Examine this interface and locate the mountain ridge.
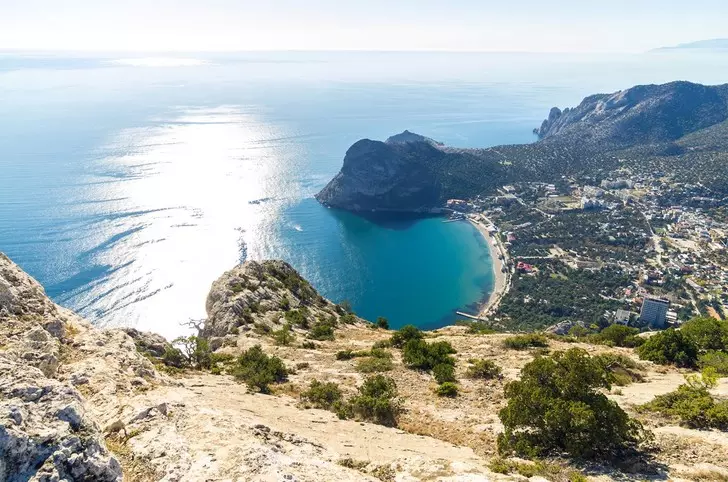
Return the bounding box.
[317,81,728,212]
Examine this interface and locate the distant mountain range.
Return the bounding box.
[654,39,728,51]
[317,81,728,213]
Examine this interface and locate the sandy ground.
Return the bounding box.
[467,216,511,318]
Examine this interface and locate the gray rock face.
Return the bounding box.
[315,136,445,212]
[121,327,170,357]
[203,260,347,338]
[534,81,728,146]
[0,254,123,482]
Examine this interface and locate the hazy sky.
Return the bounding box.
[2,0,727,53]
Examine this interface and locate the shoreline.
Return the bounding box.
[466,215,511,320]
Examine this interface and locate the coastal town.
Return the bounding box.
[447,172,728,332]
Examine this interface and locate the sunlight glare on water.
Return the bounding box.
[64,106,297,338]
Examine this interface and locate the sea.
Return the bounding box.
[1,50,727,338]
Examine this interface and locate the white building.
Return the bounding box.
[640,296,670,328]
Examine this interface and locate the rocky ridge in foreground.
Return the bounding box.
[0,254,511,481]
[3,252,728,481]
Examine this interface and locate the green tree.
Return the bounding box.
[272,323,296,346]
[376,317,390,329]
[300,379,343,410]
[597,324,643,348]
[436,382,459,397]
[170,335,212,369]
[390,324,423,348]
[681,317,728,351]
[636,329,699,367]
[498,348,648,460]
[348,375,402,427]
[232,345,288,393]
[402,339,456,370]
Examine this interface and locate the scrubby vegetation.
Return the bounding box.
[636,329,699,367]
[402,339,456,371]
[159,335,214,370]
[680,317,728,351]
[488,458,587,481]
[502,333,548,350]
[699,351,728,375]
[336,348,394,372]
[232,345,288,393]
[309,319,336,341]
[356,356,394,373]
[390,324,424,348]
[640,369,728,429]
[466,359,502,380]
[300,375,402,427]
[347,375,402,426]
[271,324,296,346]
[300,379,344,410]
[376,317,390,329]
[498,348,649,460]
[593,353,644,386]
[435,382,459,397]
[595,324,644,348]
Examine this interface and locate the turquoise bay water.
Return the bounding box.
[1,51,727,338]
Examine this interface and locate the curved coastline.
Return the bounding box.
[465,214,511,319]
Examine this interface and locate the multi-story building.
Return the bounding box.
[640,296,670,328]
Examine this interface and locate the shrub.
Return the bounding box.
[433,363,456,383]
[502,334,548,350]
[681,317,728,351]
[300,379,343,410]
[488,458,587,481]
[372,339,392,349]
[636,329,699,367]
[285,309,308,329]
[232,345,288,393]
[369,348,393,359]
[436,382,459,397]
[699,350,728,375]
[390,325,423,348]
[279,295,290,311]
[376,317,390,329]
[271,324,296,346]
[466,359,502,380]
[594,353,643,386]
[597,324,644,348]
[356,357,394,373]
[641,370,728,429]
[336,350,355,360]
[309,321,335,341]
[348,375,402,427]
[340,313,357,325]
[498,348,648,460]
[402,339,456,371]
[301,341,317,349]
[162,345,186,368]
[168,335,212,369]
[455,320,498,334]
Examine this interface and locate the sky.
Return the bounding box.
[2,0,727,53]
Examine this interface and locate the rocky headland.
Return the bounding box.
[316,81,728,213]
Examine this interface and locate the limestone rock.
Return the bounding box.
[203,260,347,338]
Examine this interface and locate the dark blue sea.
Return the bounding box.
[1,51,727,338]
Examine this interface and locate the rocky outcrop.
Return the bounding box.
[315,136,446,212]
[0,253,123,481]
[317,82,728,214]
[534,81,728,146]
[203,260,351,339]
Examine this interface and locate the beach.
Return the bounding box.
[467,215,511,319]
